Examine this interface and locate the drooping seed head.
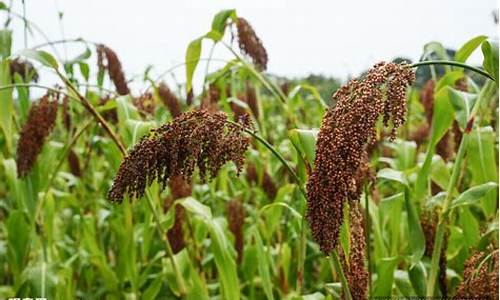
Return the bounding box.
[158,82,182,118]
[96,44,130,95]
[306,62,415,254]
[16,94,58,177]
[108,110,251,202]
[236,17,268,70]
[455,251,499,299]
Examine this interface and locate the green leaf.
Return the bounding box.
[185,37,202,94]
[415,86,455,202]
[19,49,58,69]
[0,30,12,58]
[0,59,13,152]
[0,2,7,10]
[423,41,449,60]
[179,198,239,300]
[373,256,398,297]
[65,47,91,65]
[259,201,302,221]
[458,207,480,247]
[467,126,498,216]
[481,39,499,82]
[289,84,328,108]
[79,62,90,81]
[449,182,498,210]
[394,270,415,297]
[455,35,488,63]
[252,227,275,300]
[404,188,425,263]
[408,262,426,296]
[288,128,318,166]
[211,9,236,40]
[448,88,476,130]
[377,168,408,186]
[142,277,163,300]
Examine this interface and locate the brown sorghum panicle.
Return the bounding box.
[67,149,82,177]
[158,82,182,118]
[10,58,39,82]
[16,94,58,177]
[226,199,245,264]
[96,44,130,95]
[307,62,415,254]
[236,17,268,70]
[108,110,251,202]
[455,251,499,299]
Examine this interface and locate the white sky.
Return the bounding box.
[4,0,498,91]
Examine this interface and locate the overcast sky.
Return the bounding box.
[4,0,498,90]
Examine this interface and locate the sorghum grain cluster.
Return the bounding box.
[455,251,499,299]
[158,82,182,118]
[306,62,415,254]
[108,110,251,202]
[96,44,130,95]
[236,18,268,70]
[16,94,58,177]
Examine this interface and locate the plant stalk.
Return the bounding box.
[410,60,495,81]
[331,251,353,300]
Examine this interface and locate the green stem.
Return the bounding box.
[410,60,495,81]
[145,191,187,296]
[330,251,353,300]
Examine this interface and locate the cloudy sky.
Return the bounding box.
[4,0,498,90]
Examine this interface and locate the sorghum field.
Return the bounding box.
[0,4,498,300]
